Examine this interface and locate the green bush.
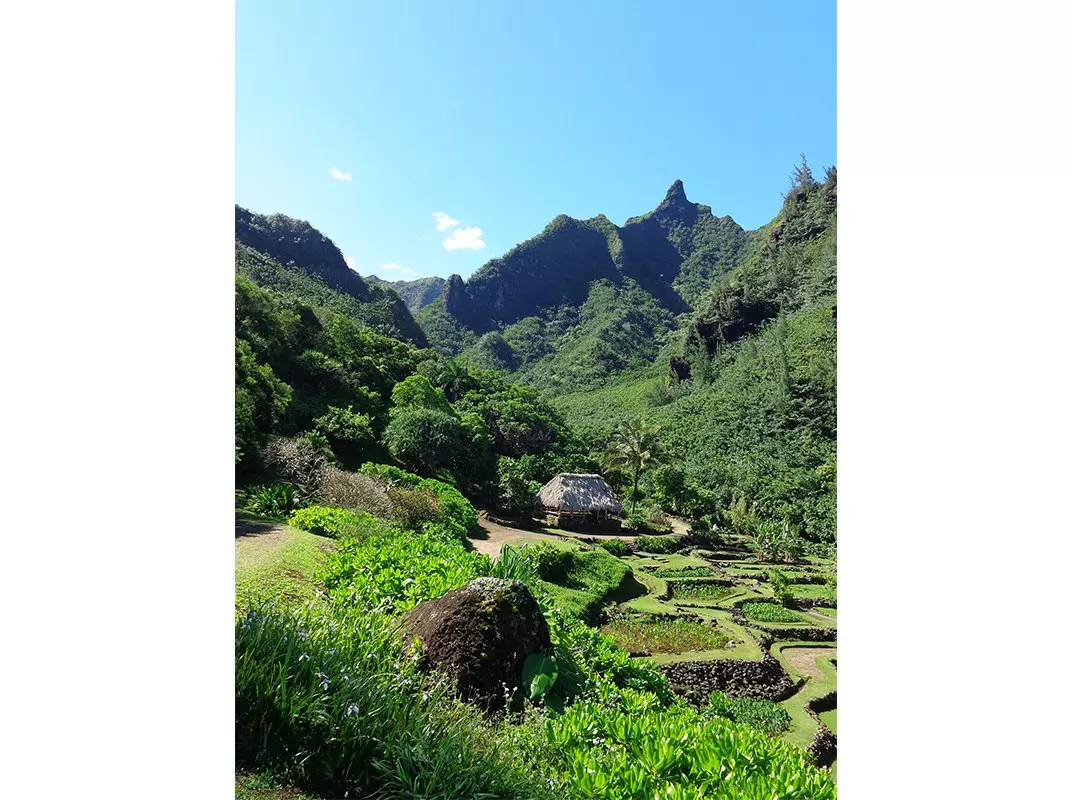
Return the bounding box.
[385,485,442,529]
[705,690,792,735]
[752,518,806,563]
[235,605,553,800]
[634,534,683,554]
[246,483,302,517]
[417,477,478,533]
[286,506,360,538]
[599,538,631,557]
[358,462,421,487]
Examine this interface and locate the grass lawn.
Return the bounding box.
[235,511,335,611]
[770,643,837,751]
[812,606,837,619]
[819,708,837,733]
[601,617,729,654]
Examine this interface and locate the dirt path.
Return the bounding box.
[467,516,655,559]
[782,646,837,680]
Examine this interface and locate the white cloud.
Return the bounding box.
[343,255,358,271]
[379,262,419,276]
[330,166,352,181]
[443,226,486,251]
[432,211,459,232]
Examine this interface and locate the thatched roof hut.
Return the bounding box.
[534,473,622,523]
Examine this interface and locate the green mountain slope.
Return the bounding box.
[366,275,446,313]
[235,206,427,346]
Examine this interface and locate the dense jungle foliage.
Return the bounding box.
[366,274,446,313]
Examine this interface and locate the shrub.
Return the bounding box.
[496,455,542,515]
[385,485,442,529]
[490,543,539,583]
[599,538,631,557]
[313,467,393,517]
[643,504,672,533]
[726,495,759,537]
[417,477,478,533]
[262,437,330,495]
[286,506,360,538]
[246,483,302,517]
[312,405,375,463]
[634,534,683,554]
[741,602,802,623]
[705,690,792,735]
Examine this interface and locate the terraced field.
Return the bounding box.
[601,528,838,769]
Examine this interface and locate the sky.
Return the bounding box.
[236,1,835,282]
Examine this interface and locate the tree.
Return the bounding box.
[390,374,453,414]
[435,358,475,402]
[600,418,667,514]
[383,408,465,473]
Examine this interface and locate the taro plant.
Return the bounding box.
[522,652,559,702]
[705,690,792,735]
[246,483,302,517]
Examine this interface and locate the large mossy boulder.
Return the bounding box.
[402,577,551,712]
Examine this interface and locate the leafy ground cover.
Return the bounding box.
[601,617,729,654]
[669,580,736,602]
[650,565,714,579]
[741,601,804,623]
[705,690,792,735]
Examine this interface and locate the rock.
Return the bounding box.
[402,577,551,713]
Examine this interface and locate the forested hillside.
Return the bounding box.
[415,159,837,541]
[366,275,446,313]
[235,206,427,345]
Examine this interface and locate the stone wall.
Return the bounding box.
[658,652,801,705]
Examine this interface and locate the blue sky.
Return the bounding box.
[236,1,835,281]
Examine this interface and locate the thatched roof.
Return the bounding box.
[534,473,622,515]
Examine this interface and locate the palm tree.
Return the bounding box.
[435,359,471,402]
[601,418,667,515]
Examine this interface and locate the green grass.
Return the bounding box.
[235,512,335,611]
[601,617,729,654]
[812,606,837,618]
[529,543,641,621]
[741,602,804,623]
[235,773,322,800]
[820,708,837,733]
[770,643,837,751]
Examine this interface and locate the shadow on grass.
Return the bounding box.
[235,509,286,539]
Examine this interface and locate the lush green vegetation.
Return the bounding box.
[235,169,837,797]
[705,690,792,736]
[601,617,729,654]
[651,566,714,579]
[528,542,635,621]
[741,602,804,623]
[669,581,735,602]
[365,274,446,313]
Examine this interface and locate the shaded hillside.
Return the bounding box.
[235,206,427,346]
[439,181,749,336]
[366,275,446,313]
[675,164,836,383]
